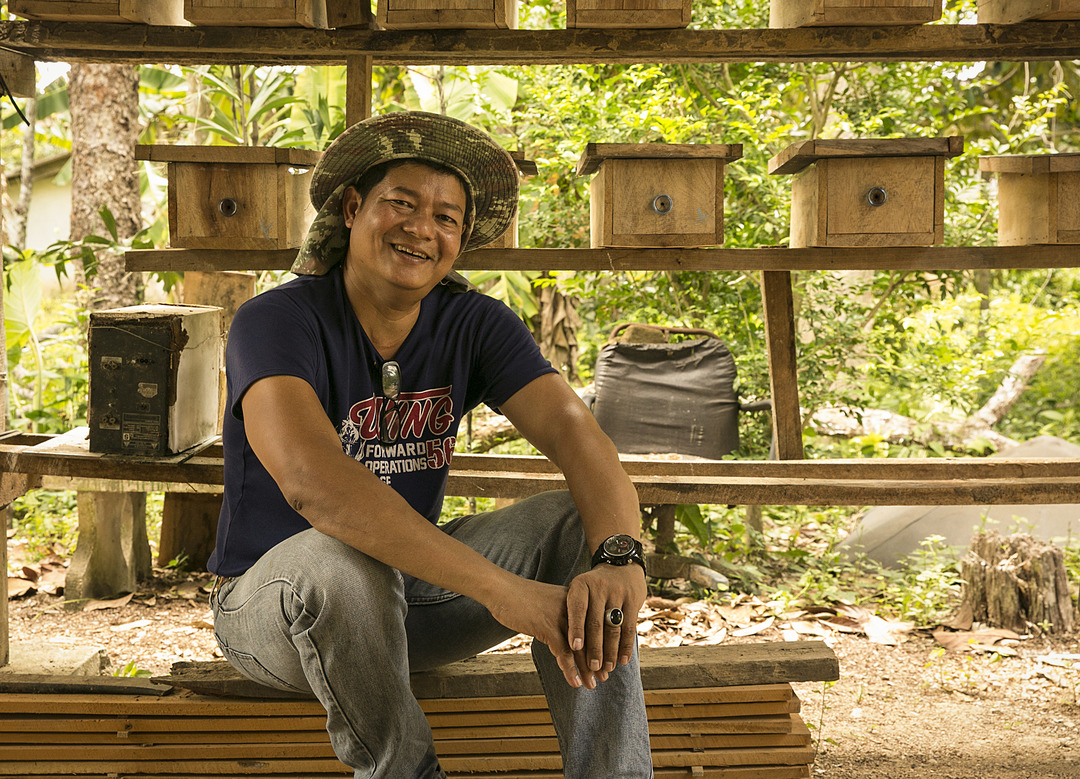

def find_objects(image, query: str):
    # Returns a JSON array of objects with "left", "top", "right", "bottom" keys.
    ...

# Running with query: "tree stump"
[{"left": 960, "top": 531, "right": 1076, "bottom": 635}]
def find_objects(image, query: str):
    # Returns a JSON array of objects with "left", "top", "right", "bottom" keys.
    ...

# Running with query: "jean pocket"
[{"left": 218, "top": 643, "right": 311, "bottom": 694}]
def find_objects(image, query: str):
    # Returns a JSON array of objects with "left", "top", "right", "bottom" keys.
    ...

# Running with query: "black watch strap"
[{"left": 591, "top": 534, "right": 647, "bottom": 576}]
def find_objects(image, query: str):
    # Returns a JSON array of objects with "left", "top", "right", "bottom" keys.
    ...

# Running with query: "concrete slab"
[{"left": 0, "top": 640, "right": 109, "bottom": 676}]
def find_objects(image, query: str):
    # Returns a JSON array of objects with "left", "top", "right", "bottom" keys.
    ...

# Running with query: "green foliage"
[
  {"left": 113, "top": 660, "right": 153, "bottom": 679},
  {"left": 10, "top": 490, "right": 80, "bottom": 560},
  {"left": 3, "top": 255, "right": 88, "bottom": 433}
]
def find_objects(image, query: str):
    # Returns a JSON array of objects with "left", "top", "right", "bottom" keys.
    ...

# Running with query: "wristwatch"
[{"left": 591, "top": 534, "right": 647, "bottom": 576}]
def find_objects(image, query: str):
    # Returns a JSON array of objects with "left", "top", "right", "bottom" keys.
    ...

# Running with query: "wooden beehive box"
[
  {"left": 577, "top": 143, "right": 743, "bottom": 249},
  {"left": 768, "top": 136, "right": 963, "bottom": 248},
  {"left": 980, "top": 154, "right": 1080, "bottom": 246},
  {"left": 185, "top": 0, "right": 328, "bottom": 27},
  {"left": 770, "top": 0, "right": 942, "bottom": 27},
  {"left": 476, "top": 152, "right": 538, "bottom": 250},
  {"left": 9, "top": 0, "right": 185, "bottom": 23},
  {"left": 566, "top": 0, "right": 692, "bottom": 29},
  {"left": 978, "top": 0, "right": 1080, "bottom": 23},
  {"left": 376, "top": 0, "right": 516, "bottom": 29},
  {"left": 88, "top": 304, "right": 223, "bottom": 456},
  {"left": 136, "top": 145, "right": 321, "bottom": 250}
]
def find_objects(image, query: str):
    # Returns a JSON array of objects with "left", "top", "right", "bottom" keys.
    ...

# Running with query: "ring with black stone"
[{"left": 604, "top": 607, "right": 624, "bottom": 627}]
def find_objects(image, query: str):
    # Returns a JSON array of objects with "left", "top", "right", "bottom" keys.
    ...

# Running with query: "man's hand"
[{"left": 566, "top": 563, "right": 647, "bottom": 685}]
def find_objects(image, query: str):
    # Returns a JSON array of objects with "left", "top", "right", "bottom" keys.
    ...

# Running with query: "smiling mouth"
[{"left": 393, "top": 244, "right": 432, "bottom": 261}]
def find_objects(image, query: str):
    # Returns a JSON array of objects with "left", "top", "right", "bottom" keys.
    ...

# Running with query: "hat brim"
[{"left": 292, "top": 111, "right": 519, "bottom": 276}]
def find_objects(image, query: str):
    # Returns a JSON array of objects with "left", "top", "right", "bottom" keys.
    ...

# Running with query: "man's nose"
[{"left": 402, "top": 209, "right": 437, "bottom": 238}]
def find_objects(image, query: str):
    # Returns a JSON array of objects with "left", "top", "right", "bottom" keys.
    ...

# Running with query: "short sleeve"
[
  {"left": 225, "top": 291, "right": 323, "bottom": 420},
  {"left": 467, "top": 297, "right": 557, "bottom": 412}
]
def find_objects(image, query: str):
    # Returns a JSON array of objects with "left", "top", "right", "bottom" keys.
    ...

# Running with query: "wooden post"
[
  {"left": 1, "top": 154, "right": 9, "bottom": 665},
  {"left": 346, "top": 55, "right": 373, "bottom": 127},
  {"left": 157, "top": 270, "right": 255, "bottom": 570},
  {"left": 760, "top": 271, "right": 804, "bottom": 460},
  {"left": 65, "top": 492, "right": 152, "bottom": 600}
]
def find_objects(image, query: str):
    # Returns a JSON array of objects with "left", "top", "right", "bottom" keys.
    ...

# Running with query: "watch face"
[{"left": 603, "top": 535, "right": 636, "bottom": 558}]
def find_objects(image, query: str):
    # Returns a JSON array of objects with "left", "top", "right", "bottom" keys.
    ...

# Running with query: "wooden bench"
[
  {"left": 0, "top": 641, "right": 839, "bottom": 778},
  {"left": 5, "top": 429, "right": 1080, "bottom": 507}
]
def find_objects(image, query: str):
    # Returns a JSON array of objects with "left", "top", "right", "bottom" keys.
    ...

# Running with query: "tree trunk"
[
  {"left": 65, "top": 63, "right": 151, "bottom": 600},
  {"left": 12, "top": 94, "right": 37, "bottom": 250},
  {"left": 960, "top": 531, "right": 1076, "bottom": 635},
  {"left": 535, "top": 276, "right": 580, "bottom": 382},
  {"left": 810, "top": 351, "right": 1046, "bottom": 453},
  {"left": 68, "top": 63, "right": 142, "bottom": 310}
]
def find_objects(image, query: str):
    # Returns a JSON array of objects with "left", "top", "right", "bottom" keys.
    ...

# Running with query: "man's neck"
[{"left": 343, "top": 270, "right": 426, "bottom": 361}]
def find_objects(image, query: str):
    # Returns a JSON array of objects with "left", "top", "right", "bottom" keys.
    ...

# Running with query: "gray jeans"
[{"left": 210, "top": 491, "right": 653, "bottom": 779}]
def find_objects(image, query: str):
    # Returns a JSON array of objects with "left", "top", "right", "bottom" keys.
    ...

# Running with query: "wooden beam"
[
  {"left": 760, "top": 270, "right": 804, "bottom": 460},
  {"left": 126, "top": 245, "right": 1080, "bottom": 273},
  {"left": 1, "top": 21, "right": 1079, "bottom": 66},
  {"left": 153, "top": 642, "right": 839, "bottom": 699},
  {"left": 4, "top": 436, "right": 1080, "bottom": 505},
  {"left": 345, "top": 55, "right": 372, "bottom": 125}
]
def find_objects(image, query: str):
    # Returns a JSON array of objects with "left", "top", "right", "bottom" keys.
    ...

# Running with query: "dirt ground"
[{"left": 6, "top": 566, "right": 1080, "bottom": 779}]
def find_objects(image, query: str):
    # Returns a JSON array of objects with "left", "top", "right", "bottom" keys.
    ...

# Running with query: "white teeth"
[{"left": 393, "top": 244, "right": 429, "bottom": 260}]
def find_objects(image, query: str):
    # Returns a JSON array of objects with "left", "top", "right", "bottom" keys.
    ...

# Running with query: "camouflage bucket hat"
[{"left": 292, "top": 111, "right": 519, "bottom": 275}]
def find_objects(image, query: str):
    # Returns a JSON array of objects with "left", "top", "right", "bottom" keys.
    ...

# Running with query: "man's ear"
[{"left": 342, "top": 186, "right": 362, "bottom": 228}]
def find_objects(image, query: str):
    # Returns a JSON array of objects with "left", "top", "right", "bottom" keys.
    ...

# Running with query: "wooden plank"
[
  {"left": 768, "top": 136, "right": 963, "bottom": 176},
  {"left": 0, "top": 758, "right": 352, "bottom": 774},
  {"left": 15, "top": 769, "right": 811, "bottom": 779},
  {"left": 0, "top": 675, "right": 166, "bottom": 696},
  {"left": 125, "top": 244, "right": 1080, "bottom": 274},
  {"left": 0, "top": 714, "right": 329, "bottom": 733},
  {"left": 5, "top": 436, "right": 1080, "bottom": 504},
  {"left": 978, "top": 0, "right": 1080, "bottom": 24},
  {"left": 3, "top": 21, "right": 1080, "bottom": 66},
  {"left": 576, "top": 142, "right": 743, "bottom": 177},
  {"left": 136, "top": 144, "right": 320, "bottom": 165},
  {"left": 0, "top": 729, "right": 329, "bottom": 743},
  {"left": 760, "top": 270, "right": 804, "bottom": 460},
  {"left": 154, "top": 643, "right": 836, "bottom": 701},
  {"left": 0, "top": 49, "right": 36, "bottom": 97}
]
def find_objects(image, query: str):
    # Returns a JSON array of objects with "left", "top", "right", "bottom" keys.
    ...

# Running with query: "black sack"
[{"left": 591, "top": 338, "right": 740, "bottom": 460}]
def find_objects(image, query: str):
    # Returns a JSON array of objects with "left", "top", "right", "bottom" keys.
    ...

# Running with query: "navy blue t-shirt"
[{"left": 207, "top": 266, "right": 556, "bottom": 577}]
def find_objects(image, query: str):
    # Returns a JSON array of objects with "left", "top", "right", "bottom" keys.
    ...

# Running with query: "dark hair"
[{"left": 353, "top": 159, "right": 472, "bottom": 228}]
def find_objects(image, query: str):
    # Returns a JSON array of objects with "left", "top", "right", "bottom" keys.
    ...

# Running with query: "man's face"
[{"left": 343, "top": 162, "right": 468, "bottom": 296}]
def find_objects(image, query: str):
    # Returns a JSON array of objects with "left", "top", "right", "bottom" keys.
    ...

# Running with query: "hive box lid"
[
  {"left": 769, "top": 136, "right": 964, "bottom": 176},
  {"left": 136, "top": 145, "right": 322, "bottom": 167},
  {"left": 576, "top": 143, "right": 743, "bottom": 178},
  {"left": 979, "top": 153, "right": 1080, "bottom": 175}
]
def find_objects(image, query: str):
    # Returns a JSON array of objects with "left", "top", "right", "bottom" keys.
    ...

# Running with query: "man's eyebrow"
[{"left": 386, "top": 185, "right": 465, "bottom": 214}]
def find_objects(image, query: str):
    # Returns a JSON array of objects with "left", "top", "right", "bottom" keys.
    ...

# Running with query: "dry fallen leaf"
[
  {"left": 932, "top": 628, "right": 1024, "bottom": 653},
  {"left": 7, "top": 578, "right": 35, "bottom": 599},
  {"left": 863, "top": 614, "right": 915, "bottom": 646},
  {"left": 731, "top": 616, "right": 775, "bottom": 637},
  {"left": 110, "top": 619, "right": 153, "bottom": 632},
  {"left": 84, "top": 593, "right": 134, "bottom": 612}
]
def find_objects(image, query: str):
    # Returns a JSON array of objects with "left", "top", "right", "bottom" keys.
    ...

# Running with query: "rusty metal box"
[
  {"left": 980, "top": 153, "right": 1080, "bottom": 246},
  {"left": 769, "top": 136, "right": 963, "bottom": 248},
  {"left": 137, "top": 145, "right": 321, "bottom": 251},
  {"left": 89, "top": 304, "right": 223, "bottom": 456},
  {"left": 566, "top": 0, "right": 691, "bottom": 29},
  {"left": 9, "top": 0, "right": 185, "bottom": 23},
  {"left": 376, "top": 0, "right": 516, "bottom": 29},
  {"left": 770, "top": 0, "right": 942, "bottom": 27},
  {"left": 577, "top": 143, "right": 743, "bottom": 249}
]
